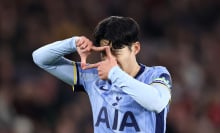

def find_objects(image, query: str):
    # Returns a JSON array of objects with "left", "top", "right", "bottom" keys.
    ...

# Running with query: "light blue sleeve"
[
  {"left": 32, "top": 37, "right": 78, "bottom": 86},
  {"left": 108, "top": 66, "right": 171, "bottom": 113},
  {"left": 150, "top": 66, "right": 172, "bottom": 89}
]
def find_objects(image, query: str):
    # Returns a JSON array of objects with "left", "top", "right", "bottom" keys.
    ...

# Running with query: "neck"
[{"left": 126, "top": 62, "right": 141, "bottom": 77}]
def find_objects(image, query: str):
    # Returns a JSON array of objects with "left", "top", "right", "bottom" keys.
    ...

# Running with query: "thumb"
[
  {"left": 83, "top": 62, "right": 100, "bottom": 70},
  {"left": 104, "top": 46, "right": 112, "bottom": 58},
  {"left": 80, "top": 55, "right": 87, "bottom": 68}
]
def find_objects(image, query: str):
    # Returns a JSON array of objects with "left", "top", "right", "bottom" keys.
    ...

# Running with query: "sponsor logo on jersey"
[{"left": 95, "top": 106, "right": 140, "bottom": 132}]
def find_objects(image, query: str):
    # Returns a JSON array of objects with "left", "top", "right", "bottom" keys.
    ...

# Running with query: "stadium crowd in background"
[{"left": 0, "top": 0, "right": 220, "bottom": 133}]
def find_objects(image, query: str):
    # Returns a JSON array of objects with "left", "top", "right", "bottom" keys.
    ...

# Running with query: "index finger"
[
  {"left": 91, "top": 46, "right": 106, "bottom": 52},
  {"left": 91, "top": 46, "right": 113, "bottom": 57}
]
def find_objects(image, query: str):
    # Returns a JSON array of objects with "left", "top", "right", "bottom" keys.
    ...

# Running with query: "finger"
[
  {"left": 76, "top": 40, "right": 84, "bottom": 47},
  {"left": 82, "top": 62, "right": 100, "bottom": 70},
  {"left": 76, "top": 37, "right": 86, "bottom": 47},
  {"left": 80, "top": 55, "right": 87, "bottom": 68},
  {"left": 104, "top": 46, "right": 113, "bottom": 58},
  {"left": 91, "top": 46, "right": 107, "bottom": 52},
  {"left": 79, "top": 44, "right": 88, "bottom": 49}
]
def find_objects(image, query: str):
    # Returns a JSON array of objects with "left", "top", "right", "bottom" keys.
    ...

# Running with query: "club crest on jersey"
[
  {"left": 112, "top": 96, "right": 122, "bottom": 106},
  {"left": 95, "top": 106, "right": 140, "bottom": 132}
]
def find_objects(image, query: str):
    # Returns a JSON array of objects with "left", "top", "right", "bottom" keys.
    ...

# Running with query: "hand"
[
  {"left": 83, "top": 46, "right": 118, "bottom": 80},
  {"left": 76, "top": 36, "right": 93, "bottom": 68}
]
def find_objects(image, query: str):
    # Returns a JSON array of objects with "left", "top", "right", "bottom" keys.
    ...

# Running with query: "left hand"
[
  {"left": 75, "top": 36, "right": 94, "bottom": 68},
  {"left": 83, "top": 46, "right": 118, "bottom": 80}
]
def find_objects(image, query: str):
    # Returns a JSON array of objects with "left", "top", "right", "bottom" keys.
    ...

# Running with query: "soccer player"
[{"left": 32, "top": 16, "right": 172, "bottom": 133}]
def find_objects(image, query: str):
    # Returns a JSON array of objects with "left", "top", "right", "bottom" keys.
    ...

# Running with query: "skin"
[{"left": 76, "top": 36, "right": 141, "bottom": 80}]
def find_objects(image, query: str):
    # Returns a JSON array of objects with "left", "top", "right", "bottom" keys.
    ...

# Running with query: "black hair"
[{"left": 93, "top": 16, "right": 140, "bottom": 49}]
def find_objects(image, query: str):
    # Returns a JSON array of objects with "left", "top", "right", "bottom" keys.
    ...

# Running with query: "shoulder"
[
  {"left": 140, "top": 64, "right": 170, "bottom": 76},
  {"left": 145, "top": 65, "right": 170, "bottom": 76},
  {"left": 150, "top": 66, "right": 169, "bottom": 72},
  {"left": 141, "top": 65, "right": 172, "bottom": 88}
]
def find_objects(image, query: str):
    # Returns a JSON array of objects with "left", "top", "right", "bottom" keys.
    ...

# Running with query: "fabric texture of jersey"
[
  {"left": 76, "top": 62, "right": 171, "bottom": 133},
  {"left": 32, "top": 37, "right": 172, "bottom": 133}
]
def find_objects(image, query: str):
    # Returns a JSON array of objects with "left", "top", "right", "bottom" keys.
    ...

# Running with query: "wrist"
[
  {"left": 108, "top": 65, "right": 120, "bottom": 80},
  {"left": 72, "top": 36, "right": 80, "bottom": 49}
]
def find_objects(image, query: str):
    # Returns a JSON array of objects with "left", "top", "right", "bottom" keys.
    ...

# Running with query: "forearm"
[
  {"left": 32, "top": 37, "right": 79, "bottom": 86},
  {"left": 32, "top": 37, "right": 78, "bottom": 68},
  {"left": 108, "top": 66, "right": 171, "bottom": 113}
]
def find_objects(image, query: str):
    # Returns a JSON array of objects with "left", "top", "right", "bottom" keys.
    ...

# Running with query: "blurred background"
[{"left": 0, "top": 0, "right": 220, "bottom": 133}]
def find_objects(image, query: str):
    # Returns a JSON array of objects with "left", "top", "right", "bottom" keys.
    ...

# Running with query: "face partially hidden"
[{"left": 99, "top": 39, "right": 140, "bottom": 71}]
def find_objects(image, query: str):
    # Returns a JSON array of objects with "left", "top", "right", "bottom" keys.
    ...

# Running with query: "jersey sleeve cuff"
[
  {"left": 108, "top": 66, "right": 125, "bottom": 83},
  {"left": 71, "top": 36, "right": 79, "bottom": 50}
]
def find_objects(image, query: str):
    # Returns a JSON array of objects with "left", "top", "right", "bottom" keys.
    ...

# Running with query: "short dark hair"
[{"left": 93, "top": 16, "right": 140, "bottom": 49}]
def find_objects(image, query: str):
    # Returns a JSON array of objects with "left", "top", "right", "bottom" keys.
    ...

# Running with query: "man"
[{"left": 32, "top": 16, "right": 172, "bottom": 133}]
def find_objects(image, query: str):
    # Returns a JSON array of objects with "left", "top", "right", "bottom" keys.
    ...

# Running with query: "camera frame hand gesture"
[{"left": 76, "top": 36, "right": 118, "bottom": 80}]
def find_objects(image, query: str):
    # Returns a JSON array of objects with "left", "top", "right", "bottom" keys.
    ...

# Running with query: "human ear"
[{"left": 132, "top": 42, "right": 140, "bottom": 55}]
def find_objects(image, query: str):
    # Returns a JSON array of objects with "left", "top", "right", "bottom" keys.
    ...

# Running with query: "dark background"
[{"left": 0, "top": 0, "right": 220, "bottom": 133}]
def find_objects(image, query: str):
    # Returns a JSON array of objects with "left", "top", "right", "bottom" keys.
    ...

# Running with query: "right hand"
[{"left": 83, "top": 46, "right": 118, "bottom": 80}]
